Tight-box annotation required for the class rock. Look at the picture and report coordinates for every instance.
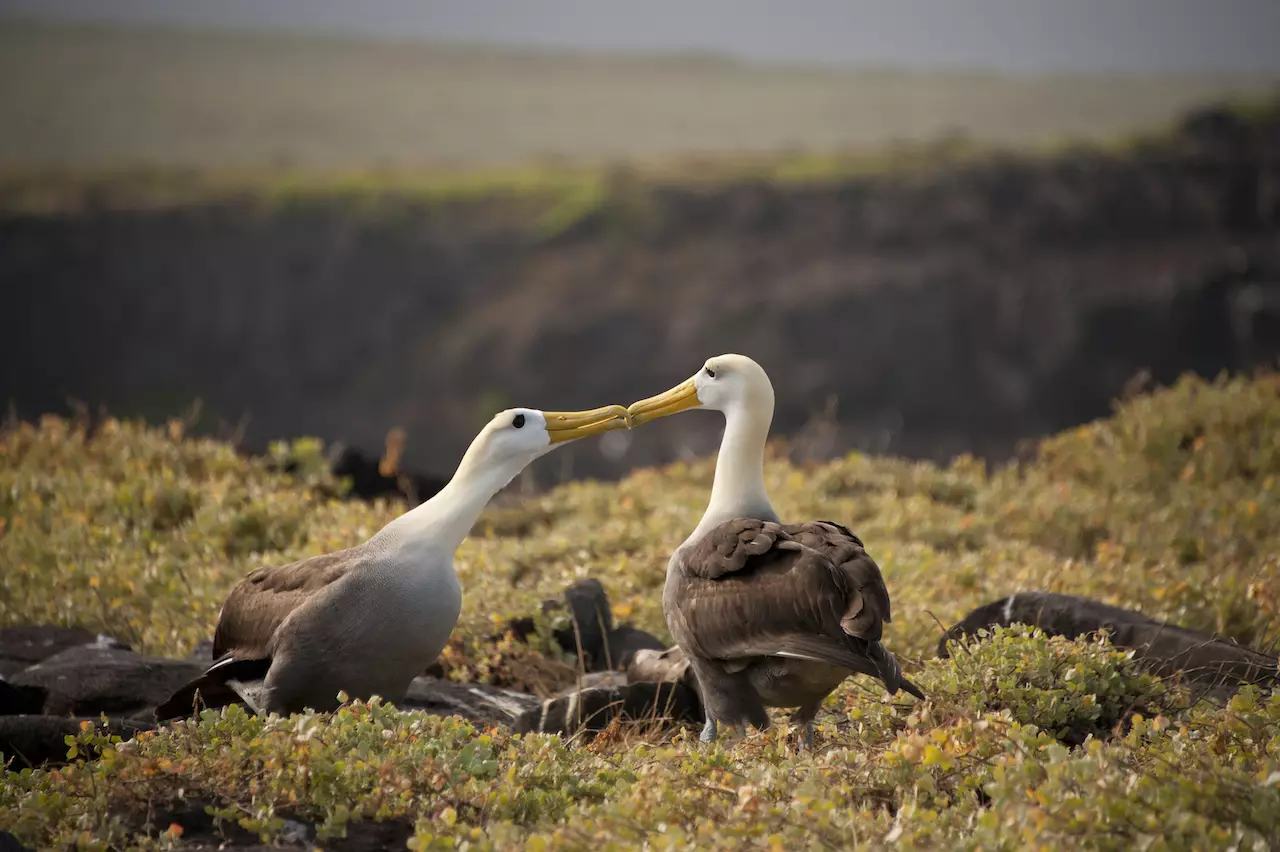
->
[553,671,629,696]
[551,578,614,665]
[9,645,207,718]
[625,646,694,687]
[0,830,34,852]
[939,591,1279,700]
[603,625,668,669]
[500,579,669,673]
[0,625,129,678]
[0,715,155,768]
[399,677,540,729]
[514,681,704,738]
[185,638,216,662]
[0,678,47,715]
[326,441,446,507]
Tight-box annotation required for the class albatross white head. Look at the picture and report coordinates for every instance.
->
[627,354,779,539]
[382,404,630,551]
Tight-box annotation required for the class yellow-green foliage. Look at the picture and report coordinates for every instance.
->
[2,372,1280,849]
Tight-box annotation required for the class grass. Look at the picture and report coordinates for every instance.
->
[4,88,1277,239]
[0,133,991,221]
[2,371,1280,848]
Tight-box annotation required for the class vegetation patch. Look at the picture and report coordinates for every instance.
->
[2,371,1279,848]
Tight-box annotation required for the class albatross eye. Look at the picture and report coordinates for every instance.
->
[512,414,526,429]
[704,367,716,378]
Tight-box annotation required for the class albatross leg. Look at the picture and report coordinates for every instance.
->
[689,660,768,745]
[700,716,718,743]
[790,701,823,751]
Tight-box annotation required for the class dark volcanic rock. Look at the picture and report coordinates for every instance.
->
[502,579,669,673]
[554,578,614,663]
[0,830,34,852]
[553,672,630,696]
[626,646,694,687]
[9,645,206,718]
[327,443,446,507]
[399,676,540,728]
[0,715,155,768]
[0,625,129,678]
[939,591,1279,700]
[514,681,704,738]
[0,679,47,715]
[603,625,668,669]
[123,795,414,852]
[185,638,216,663]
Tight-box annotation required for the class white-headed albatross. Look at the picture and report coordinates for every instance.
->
[156,405,628,721]
[626,354,923,747]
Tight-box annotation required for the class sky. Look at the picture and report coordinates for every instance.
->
[2,0,1279,76]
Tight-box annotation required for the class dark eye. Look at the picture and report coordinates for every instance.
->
[512,413,526,429]
[704,366,716,378]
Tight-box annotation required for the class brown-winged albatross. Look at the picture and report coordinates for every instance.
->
[626,354,923,747]
[155,405,628,722]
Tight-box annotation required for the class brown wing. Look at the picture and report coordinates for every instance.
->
[211,545,368,661]
[670,518,879,674]
[781,520,892,640]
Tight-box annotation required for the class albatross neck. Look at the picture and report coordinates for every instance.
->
[380,442,528,555]
[692,401,779,541]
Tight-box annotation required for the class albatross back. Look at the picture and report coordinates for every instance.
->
[664,517,920,728]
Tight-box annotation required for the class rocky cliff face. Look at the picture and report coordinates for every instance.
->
[3,101,1279,484]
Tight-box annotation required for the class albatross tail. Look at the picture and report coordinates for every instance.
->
[154,657,270,722]
[866,641,926,700]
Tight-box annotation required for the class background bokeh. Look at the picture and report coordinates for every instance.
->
[2,1,1278,490]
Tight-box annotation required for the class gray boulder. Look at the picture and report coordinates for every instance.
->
[0,715,155,769]
[9,645,206,718]
[0,626,129,679]
[939,591,1279,700]
[399,677,540,729]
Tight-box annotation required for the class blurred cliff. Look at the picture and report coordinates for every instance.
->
[4,98,1278,487]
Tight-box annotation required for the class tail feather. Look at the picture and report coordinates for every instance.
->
[866,641,925,700]
[154,657,271,723]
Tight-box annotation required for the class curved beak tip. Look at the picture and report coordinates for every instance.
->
[544,404,632,443]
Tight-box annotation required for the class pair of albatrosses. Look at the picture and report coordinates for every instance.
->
[155,405,630,721]
[158,354,920,749]
[627,354,923,747]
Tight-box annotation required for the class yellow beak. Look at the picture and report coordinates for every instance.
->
[626,378,702,426]
[544,404,632,444]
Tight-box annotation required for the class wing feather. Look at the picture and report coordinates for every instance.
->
[670,517,914,693]
[212,545,369,661]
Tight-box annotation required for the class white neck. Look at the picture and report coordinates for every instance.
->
[377,440,529,555]
[689,401,779,543]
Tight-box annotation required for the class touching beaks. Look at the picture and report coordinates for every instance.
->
[625,377,702,426]
[544,404,632,443]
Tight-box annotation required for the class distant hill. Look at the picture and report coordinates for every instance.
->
[1,17,1277,169]
[2,98,1278,487]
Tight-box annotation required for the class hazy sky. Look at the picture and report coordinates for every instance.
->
[3,0,1279,75]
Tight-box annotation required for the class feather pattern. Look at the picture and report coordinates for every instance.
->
[668,517,922,701]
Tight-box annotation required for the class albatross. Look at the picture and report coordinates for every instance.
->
[626,354,923,747]
[155,405,628,722]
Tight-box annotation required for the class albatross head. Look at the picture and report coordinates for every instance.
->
[626,354,778,532]
[391,403,631,548]
[627,354,774,425]
[470,405,631,468]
